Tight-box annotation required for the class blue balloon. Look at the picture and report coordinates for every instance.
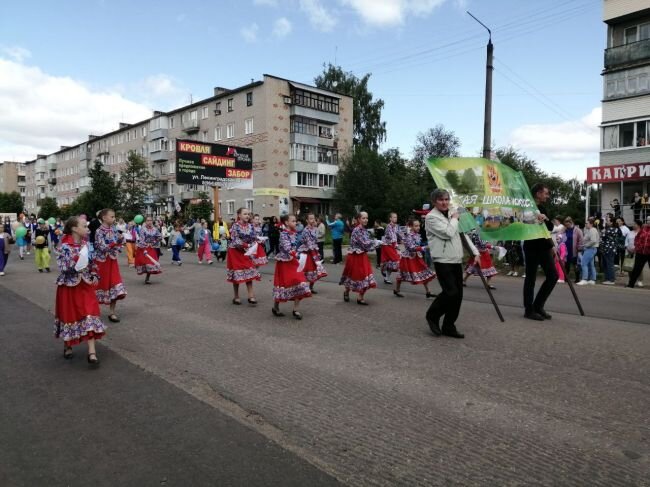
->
[211,242,220,251]
[175,237,186,247]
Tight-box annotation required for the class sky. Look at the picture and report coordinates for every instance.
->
[0,0,603,180]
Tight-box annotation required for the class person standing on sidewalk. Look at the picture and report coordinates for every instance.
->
[0,228,11,276]
[600,216,618,285]
[316,216,326,261]
[425,189,479,339]
[522,183,558,321]
[326,213,345,264]
[626,222,650,288]
[577,218,599,286]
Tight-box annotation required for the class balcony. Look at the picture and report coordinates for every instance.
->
[604,38,650,71]
[181,190,201,200]
[182,119,200,133]
[150,151,168,162]
[48,177,57,185]
[80,150,92,162]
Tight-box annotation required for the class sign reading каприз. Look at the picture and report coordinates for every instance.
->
[175,140,253,185]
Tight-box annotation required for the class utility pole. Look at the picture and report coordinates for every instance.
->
[468,12,493,160]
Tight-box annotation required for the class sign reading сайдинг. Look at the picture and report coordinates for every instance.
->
[176,140,253,186]
[587,162,650,183]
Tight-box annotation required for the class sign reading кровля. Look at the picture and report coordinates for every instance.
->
[176,140,253,186]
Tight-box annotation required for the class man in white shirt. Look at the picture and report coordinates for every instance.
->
[616,217,630,276]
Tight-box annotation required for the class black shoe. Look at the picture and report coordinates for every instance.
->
[272,305,284,317]
[427,316,442,336]
[536,309,552,320]
[393,290,404,297]
[87,353,100,366]
[38,269,43,273]
[63,346,73,359]
[310,289,318,294]
[524,311,545,321]
[442,328,464,339]
[292,311,303,320]
[425,292,436,298]
[45,267,50,273]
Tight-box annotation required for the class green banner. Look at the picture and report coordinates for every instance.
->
[426,157,551,242]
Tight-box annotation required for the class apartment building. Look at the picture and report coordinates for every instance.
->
[0,161,26,203]
[23,74,353,219]
[591,0,650,219]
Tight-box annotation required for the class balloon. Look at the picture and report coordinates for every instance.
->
[15,227,27,238]
[211,242,221,251]
[134,215,144,224]
[35,236,46,245]
[176,237,186,247]
[37,218,45,225]
[48,217,56,225]
[11,221,20,230]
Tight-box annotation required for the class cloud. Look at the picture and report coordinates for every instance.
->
[507,107,601,178]
[272,17,293,38]
[253,0,278,5]
[340,0,446,26]
[0,57,152,164]
[300,0,337,32]
[240,23,259,43]
[1,46,32,62]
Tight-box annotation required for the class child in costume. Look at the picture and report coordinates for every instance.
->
[299,213,327,293]
[463,229,498,289]
[170,224,184,266]
[394,218,436,298]
[251,214,269,267]
[94,208,127,322]
[34,219,51,272]
[197,221,214,264]
[134,216,162,284]
[380,212,402,284]
[0,229,12,276]
[340,211,380,305]
[555,232,568,283]
[226,208,260,305]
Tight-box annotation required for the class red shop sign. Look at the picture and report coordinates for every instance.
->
[586,162,650,183]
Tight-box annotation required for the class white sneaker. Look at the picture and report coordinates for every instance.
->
[588,280,596,285]
[507,271,513,276]
[521,274,525,278]
[512,272,518,277]
[557,279,565,283]
[576,280,588,286]
[0,272,4,276]
[637,281,644,287]
[602,281,615,285]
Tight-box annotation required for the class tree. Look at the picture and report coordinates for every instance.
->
[0,192,24,214]
[88,160,120,214]
[186,191,213,222]
[118,151,154,220]
[314,63,387,151]
[37,197,60,219]
[411,124,461,197]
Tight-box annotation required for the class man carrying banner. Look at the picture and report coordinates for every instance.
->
[425,189,479,339]
[523,183,558,321]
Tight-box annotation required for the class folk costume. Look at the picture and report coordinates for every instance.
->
[398,229,435,285]
[134,225,162,275]
[94,224,127,304]
[380,222,401,276]
[273,228,312,302]
[34,226,51,271]
[54,235,106,346]
[298,225,327,284]
[340,225,378,294]
[464,230,497,277]
[251,223,269,267]
[197,227,213,264]
[226,221,261,283]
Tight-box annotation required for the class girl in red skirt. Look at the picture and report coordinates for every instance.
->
[272,214,312,319]
[196,221,214,264]
[394,218,436,298]
[54,216,105,366]
[340,211,380,305]
[226,208,261,305]
[380,212,402,284]
[251,213,269,267]
[94,208,127,322]
[299,213,327,293]
[463,229,498,289]
[134,216,162,284]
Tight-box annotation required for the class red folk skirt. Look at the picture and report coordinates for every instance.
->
[135,246,162,275]
[398,255,436,284]
[340,252,377,293]
[226,248,261,283]
[303,249,327,283]
[54,281,106,346]
[380,245,401,272]
[251,243,269,267]
[465,250,497,277]
[273,259,312,302]
[95,258,127,304]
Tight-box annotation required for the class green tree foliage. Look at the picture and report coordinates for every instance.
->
[64,161,120,218]
[37,197,60,219]
[186,191,213,223]
[314,64,387,151]
[411,124,461,196]
[118,151,154,220]
[0,192,24,214]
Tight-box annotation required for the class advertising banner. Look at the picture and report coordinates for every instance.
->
[426,157,550,241]
[176,140,253,189]
[252,188,290,197]
[586,162,650,183]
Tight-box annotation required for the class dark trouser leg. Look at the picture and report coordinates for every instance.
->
[333,239,342,264]
[318,242,325,261]
[628,254,650,287]
[533,249,558,312]
[523,249,541,314]
[427,263,463,330]
[566,257,580,282]
[376,247,382,267]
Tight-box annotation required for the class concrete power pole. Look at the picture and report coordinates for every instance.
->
[468,12,493,160]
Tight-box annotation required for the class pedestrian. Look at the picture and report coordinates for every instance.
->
[251,214,269,267]
[34,219,51,273]
[226,207,260,305]
[380,213,401,284]
[600,215,618,285]
[170,223,184,266]
[562,217,583,283]
[577,218,599,286]
[299,213,328,294]
[393,218,436,298]
[339,211,380,305]
[373,219,385,269]
[642,193,650,221]
[124,221,137,267]
[631,192,642,221]
[462,228,498,289]
[272,214,312,320]
[54,216,105,366]
[326,213,344,264]
[216,218,229,262]
[316,216,326,261]
[134,216,162,284]
[425,189,479,338]
[196,221,214,264]
[626,222,650,288]
[16,226,27,260]
[554,232,568,283]
[94,209,127,322]
[522,183,558,321]
[505,239,523,277]
[0,228,12,276]
[615,217,629,276]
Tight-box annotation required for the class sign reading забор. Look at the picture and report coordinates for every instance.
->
[176,140,253,186]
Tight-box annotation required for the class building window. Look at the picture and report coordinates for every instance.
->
[245,198,254,212]
[244,118,254,135]
[291,116,318,135]
[319,126,333,138]
[227,200,235,215]
[215,126,223,141]
[201,106,209,119]
[227,98,233,112]
[296,172,318,187]
[619,123,634,147]
[201,131,208,142]
[190,109,198,120]
[169,117,175,128]
[318,174,337,188]
[141,126,147,137]
[215,102,221,115]
[226,123,234,139]
[290,143,318,162]
[291,88,339,114]
[246,92,253,107]
[318,146,338,164]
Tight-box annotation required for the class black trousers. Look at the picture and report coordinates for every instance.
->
[628,254,650,287]
[523,245,558,314]
[317,242,325,261]
[564,256,581,282]
[427,263,463,330]
[332,238,343,264]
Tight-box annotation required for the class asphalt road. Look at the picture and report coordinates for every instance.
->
[0,251,648,486]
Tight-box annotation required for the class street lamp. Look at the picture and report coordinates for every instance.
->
[467,11,493,160]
